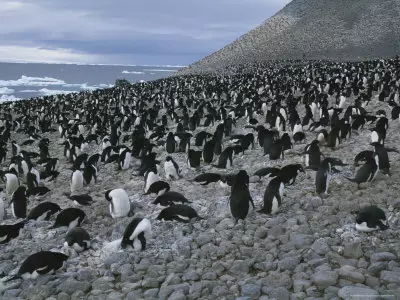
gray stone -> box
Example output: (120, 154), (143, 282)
(196, 233), (214, 247)
(311, 238), (330, 255)
(106, 292), (124, 300)
(254, 228), (269, 239)
(77, 268), (97, 281)
(182, 269), (199, 281)
(367, 262), (387, 276)
(168, 290), (186, 300)
(278, 256), (301, 271)
(3, 289), (21, 298)
(380, 271), (400, 284)
(343, 241), (363, 259)
(338, 266), (365, 283)
(142, 277), (160, 289)
(370, 252), (397, 262)
(264, 287), (290, 300)
(229, 260), (249, 273)
(57, 293), (71, 300)
(241, 283), (261, 299)
(201, 271), (217, 280)
(261, 271), (292, 289)
(91, 277), (114, 291)
(293, 280), (311, 292)
(57, 278), (91, 294)
(312, 271), (338, 288)
(212, 285), (228, 297)
(144, 288), (159, 298)
(338, 286), (378, 299)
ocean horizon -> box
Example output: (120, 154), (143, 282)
(0, 62), (184, 101)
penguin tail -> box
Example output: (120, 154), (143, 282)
(377, 221), (389, 231)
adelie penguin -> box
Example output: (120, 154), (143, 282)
(70, 168), (84, 193)
(213, 146), (234, 169)
(345, 152), (379, 189)
(5, 251), (69, 281)
(105, 188), (131, 218)
(153, 191), (191, 206)
(165, 132), (176, 153)
(258, 176), (285, 215)
(121, 218), (152, 251)
(164, 156), (181, 180)
(279, 164), (305, 185)
(156, 204), (202, 223)
(52, 208), (86, 229)
(192, 173), (222, 185)
(10, 186), (28, 219)
(229, 170), (255, 221)
(64, 227), (91, 252)
(3, 171), (20, 196)
(187, 149), (202, 169)
(315, 158), (333, 195)
(253, 167), (280, 180)
(67, 194), (94, 206)
(0, 221), (25, 244)
(355, 205), (389, 232)
(144, 170), (161, 194)
(144, 180), (170, 196)
(27, 202), (61, 221)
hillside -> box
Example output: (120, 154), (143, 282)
(177, 0), (400, 75)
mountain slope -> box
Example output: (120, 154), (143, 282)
(177, 0), (400, 75)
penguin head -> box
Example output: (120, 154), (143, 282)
(296, 164), (305, 173)
(165, 156), (172, 162)
(234, 170), (249, 187)
(104, 189), (113, 202)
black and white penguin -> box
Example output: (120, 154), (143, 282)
(258, 176), (285, 215)
(4, 172), (20, 196)
(153, 191), (191, 206)
(164, 156), (181, 180)
(279, 164), (305, 185)
(26, 186), (51, 197)
(6, 251), (68, 280)
(27, 202), (61, 221)
(355, 205), (389, 232)
(192, 173), (222, 185)
(0, 221), (25, 244)
(83, 163), (97, 185)
(11, 140), (20, 157)
(165, 132), (176, 154)
(64, 227), (91, 252)
(253, 167), (281, 179)
(214, 146), (234, 169)
(344, 152), (379, 189)
(371, 142), (395, 175)
(229, 170), (255, 221)
(156, 204), (202, 223)
(67, 194), (93, 206)
(144, 181), (170, 196)
(105, 188), (131, 218)
(187, 149), (202, 169)
(118, 148), (132, 170)
(121, 218), (152, 250)
(144, 170), (161, 193)
(52, 208), (86, 229)
(354, 150), (374, 166)
(304, 140), (322, 168)
(315, 158), (333, 195)
(70, 169), (84, 193)
(10, 186), (28, 219)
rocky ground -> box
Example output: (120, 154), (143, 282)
(0, 93), (400, 300)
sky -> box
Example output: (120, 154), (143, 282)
(0, 0), (291, 66)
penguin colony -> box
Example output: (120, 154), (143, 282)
(0, 57), (399, 295)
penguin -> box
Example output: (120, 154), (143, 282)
(4, 172), (20, 196)
(258, 176), (285, 214)
(118, 148), (131, 170)
(121, 218), (152, 250)
(187, 149), (202, 169)
(0, 221), (25, 244)
(219, 174), (236, 188)
(143, 181), (170, 196)
(315, 158), (333, 195)
(144, 170), (161, 194)
(6, 251), (68, 281)
(153, 191), (191, 206)
(83, 163), (97, 185)
(279, 164), (305, 185)
(354, 150), (374, 166)
(304, 140), (323, 168)
(70, 169), (84, 193)
(26, 186), (51, 197)
(11, 141), (20, 157)
(355, 205), (389, 232)
(202, 139), (215, 164)
(27, 202), (61, 221)
(229, 170), (255, 221)
(192, 173), (222, 185)
(67, 194), (94, 206)
(165, 132), (176, 153)
(280, 133), (292, 150)
(105, 188), (131, 218)
(52, 208), (86, 229)
(0, 188), (4, 222)
(371, 142), (395, 175)
(269, 138), (284, 160)
(253, 167), (281, 179)
(164, 156), (181, 180)
(213, 146), (234, 169)
(345, 151), (379, 189)
(156, 204), (202, 223)
(87, 153), (101, 167)
(10, 186), (28, 219)
(64, 227), (91, 252)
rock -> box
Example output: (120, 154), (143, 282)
(106, 291), (124, 300)
(343, 241), (363, 259)
(254, 228), (268, 239)
(380, 271), (400, 284)
(241, 283), (261, 299)
(312, 271), (338, 288)
(182, 269), (199, 281)
(196, 233), (214, 247)
(293, 280), (311, 292)
(278, 256), (301, 271)
(201, 272), (217, 280)
(367, 262), (387, 276)
(338, 286), (378, 299)
(142, 277), (160, 289)
(261, 271), (292, 289)
(57, 278), (91, 295)
(168, 290), (186, 300)
(229, 260), (249, 274)
(144, 288), (159, 298)
(212, 285), (228, 297)
(311, 238), (330, 255)
(338, 266), (365, 283)
(91, 277), (114, 291)
(370, 252), (397, 262)
(264, 287), (290, 300)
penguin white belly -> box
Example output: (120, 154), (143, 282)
(122, 153), (131, 170)
(219, 180), (229, 188)
(271, 197), (280, 214)
(11, 202), (16, 218)
(304, 154), (310, 167)
(21, 271), (40, 280)
(317, 133), (325, 143)
(164, 161), (178, 180)
(356, 222), (378, 232)
(145, 173), (160, 193)
(69, 217), (80, 229)
(133, 238), (142, 251)
(0, 234), (8, 242)
(71, 171), (84, 193)
(110, 197), (130, 218)
(371, 131), (379, 143)
(325, 173), (331, 194)
(0, 198), (4, 222)
(293, 124), (302, 135)
(37, 211), (50, 222)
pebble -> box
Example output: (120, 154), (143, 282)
(312, 271), (338, 288)
(337, 286), (378, 299)
(241, 283), (261, 299)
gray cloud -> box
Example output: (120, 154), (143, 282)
(0, 0), (291, 65)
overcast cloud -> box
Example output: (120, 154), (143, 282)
(0, 0), (291, 65)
